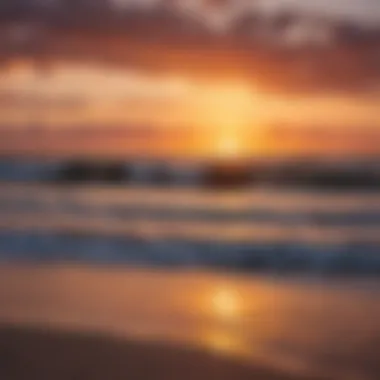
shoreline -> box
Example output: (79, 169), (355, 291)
(0, 264), (379, 380)
(0, 324), (302, 380)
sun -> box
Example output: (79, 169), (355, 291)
(194, 81), (255, 128)
(214, 130), (252, 160)
(191, 81), (260, 159)
(217, 135), (240, 158)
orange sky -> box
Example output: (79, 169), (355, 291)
(0, 61), (379, 158)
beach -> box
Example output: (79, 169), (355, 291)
(0, 265), (379, 380)
(0, 324), (306, 380)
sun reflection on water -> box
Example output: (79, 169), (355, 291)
(179, 280), (278, 361)
(191, 285), (252, 357)
(200, 328), (247, 357)
(212, 287), (241, 321)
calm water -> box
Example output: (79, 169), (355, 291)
(0, 162), (379, 379)
(0, 266), (379, 380)
(0, 181), (379, 274)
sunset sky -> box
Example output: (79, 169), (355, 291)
(41, 0), (380, 25)
(1, 61), (379, 129)
(0, 0), (379, 158)
(0, 60), (379, 158)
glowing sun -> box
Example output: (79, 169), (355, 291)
(217, 136), (239, 156)
(212, 288), (240, 321)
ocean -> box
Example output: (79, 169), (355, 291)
(0, 159), (379, 275)
(0, 159), (379, 380)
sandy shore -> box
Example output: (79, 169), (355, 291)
(0, 265), (379, 380)
(0, 324), (314, 380)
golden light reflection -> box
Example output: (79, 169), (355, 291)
(201, 329), (245, 356)
(195, 286), (249, 357)
(211, 287), (242, 322)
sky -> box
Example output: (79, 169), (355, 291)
(257, 0), (380, 23)
(24, 0), (380, 26)
(108, 0), (380, 25)
(0, 1), (379, 157)
(0, 61), (379, 157)
(1, 62), (379, 130)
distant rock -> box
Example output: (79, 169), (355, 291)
(201, 162), (253, 189)
(56, 161), (129, 184)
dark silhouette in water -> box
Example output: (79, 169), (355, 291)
(149, 165), (174, 186)
(269, 164), (380, 190)
(304, 170), (379, 190)
(56, 161), (128, 184)
(202, 163), (253, 189)
(0, 157), (377, 190)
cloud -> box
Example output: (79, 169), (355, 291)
(108, 0), (380, 25)
(257, 0), (380, 24)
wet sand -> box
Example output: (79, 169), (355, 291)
(0, 324), (308, 380)
(0, 264), (379, 380)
